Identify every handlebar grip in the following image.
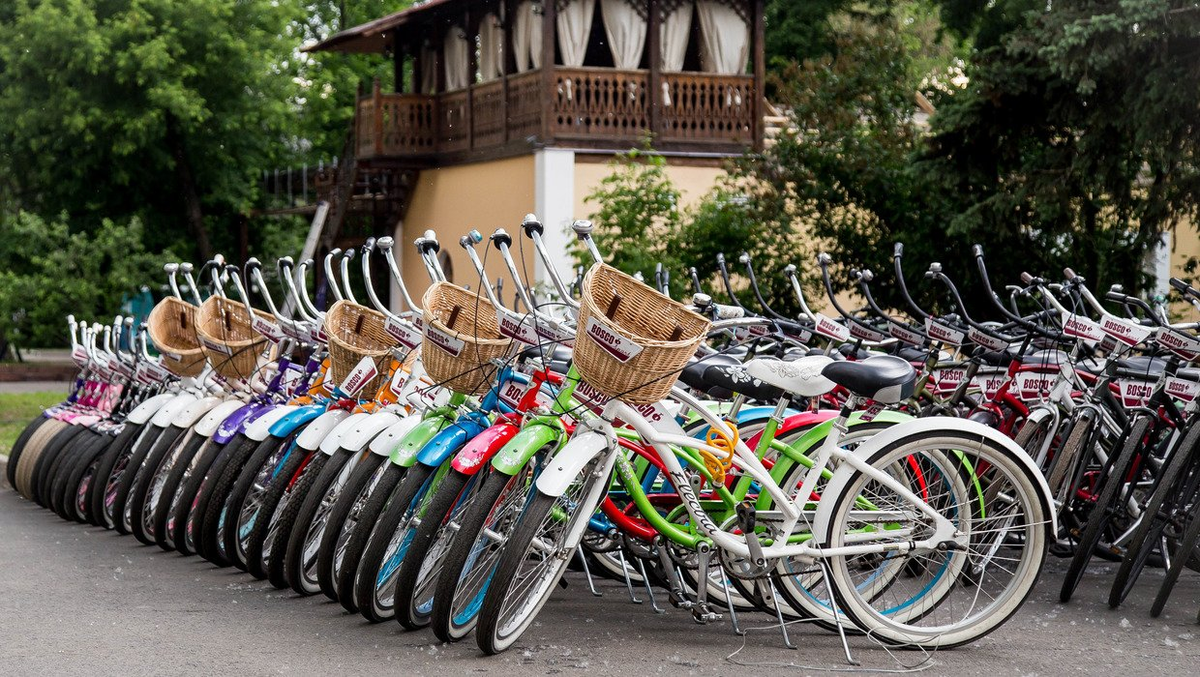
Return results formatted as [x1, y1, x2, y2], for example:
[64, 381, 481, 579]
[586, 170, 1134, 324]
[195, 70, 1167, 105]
[521, 214, 544, 236]
[362, 237, 376, 252]
[375, 236, 394, 250]
[1104, 290, 1132, 304]
[893, 243, 904, 257]
[245, 258, 263, 276]
[972, 244, 983, 258]
[716, 252, 726, 264]
[1170, 277, 1191, 293]
[571, 219, 593, 237]
[817, 252, 832, 266]
[180, 262, 194, 273]
[712, 303, 744, 320]
[1063, 267, 1077, 281]
[783, 263, 797, 276]
[1020, 272, 1034, 285]
[491, 228, 513, 249]
[341, 248, 356, 260]
[163, 262, 179, 273]
[860, 268, 874, 282]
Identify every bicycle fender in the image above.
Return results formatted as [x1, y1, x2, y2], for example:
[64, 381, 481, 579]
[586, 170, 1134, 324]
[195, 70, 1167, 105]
[388, 417, 453, 468]
[244, 405, 294, 441]
[368, 415, 423, 456]
[453, 420, 521, 475]
[490, 423, 563, 475]
[533, 432, 610, 498]
[214, 402, 270, 444]
[150, 392, 198, 428]
[172, 395, 225, 429]
[338, 410, 401, 453]
[294, 409, 351, 452]
[125, 392, 177, 425]
[192, 398, 245, 437]
[318, 411, 373, 454]
[266, 403, 325, 438]
[811, 417, 1056, 544]
[415, 415, 489, 467]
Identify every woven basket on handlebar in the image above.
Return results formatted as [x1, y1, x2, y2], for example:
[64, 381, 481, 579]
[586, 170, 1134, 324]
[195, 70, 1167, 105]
[195, 296, 269, 381]
[146, 296, 206, 378]
[420, 282, 514, 396]
[575, 263, 711, 405]
[324, 300, 393, 396]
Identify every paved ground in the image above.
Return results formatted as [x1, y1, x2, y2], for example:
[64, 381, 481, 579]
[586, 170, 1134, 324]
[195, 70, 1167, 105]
[0, 381, 71, 394]
[2, 482, 1199, 676]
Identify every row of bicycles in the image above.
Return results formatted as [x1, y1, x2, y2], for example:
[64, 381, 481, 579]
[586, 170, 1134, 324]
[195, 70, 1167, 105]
[6, 215, 1200, 660]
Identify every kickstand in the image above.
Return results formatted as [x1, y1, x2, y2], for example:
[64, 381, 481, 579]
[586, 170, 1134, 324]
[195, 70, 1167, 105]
[635, 557, 665, 614]
[575, 547, 603, 597]
[616, 548, 644, 604]
[718, 563, 745, 636]
[818, 560, 859, 666]
[758, 577, 797, 650]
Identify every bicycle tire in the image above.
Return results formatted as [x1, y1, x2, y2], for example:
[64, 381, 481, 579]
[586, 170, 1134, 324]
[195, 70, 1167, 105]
[393, 468, 474, 630]
[315, 452, 388, 601]
[87, 422, 145, 528]
[267, 451, 332, 590]
[354, 463, 436, 622]
[1150, 494, 1200, 617]
[277, 448, 360, 594]
[335, 463, 408, 612]
[153, 436, 218, 551]
[244, 447, 316, 580]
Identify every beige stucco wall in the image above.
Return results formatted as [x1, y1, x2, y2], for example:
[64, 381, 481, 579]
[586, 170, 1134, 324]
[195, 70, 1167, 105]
[571, 159, 727, 221]
[396, 155, 538, 305]
[1170, 222, 1200, 320]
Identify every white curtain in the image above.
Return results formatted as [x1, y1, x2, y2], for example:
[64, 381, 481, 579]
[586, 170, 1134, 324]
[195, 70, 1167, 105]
[420, 45, 438, 94]
[600, 0, 646, 70]
[479, 13, 504, 81]
[514, 1, 543, 72]
[696, 0, 748, 75]
[557, 0, 596, 67]
[660, 1, 693, 105]
[444, 25, 470, 91]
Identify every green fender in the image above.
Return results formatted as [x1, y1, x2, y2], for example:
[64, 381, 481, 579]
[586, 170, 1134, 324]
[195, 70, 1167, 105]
[388, 415, 454, 467]
[490, 419, 565, 475]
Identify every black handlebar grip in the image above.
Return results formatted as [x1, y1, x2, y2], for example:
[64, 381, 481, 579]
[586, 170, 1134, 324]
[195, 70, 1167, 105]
[491, 229, 513, 249]
[245, 258, 263, 277]
[1169, 277, 1190, 293]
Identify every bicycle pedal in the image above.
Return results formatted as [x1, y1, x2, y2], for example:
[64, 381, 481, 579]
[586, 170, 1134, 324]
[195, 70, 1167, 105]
[691, 603, 722, 625]
[668, 590, 695, 610]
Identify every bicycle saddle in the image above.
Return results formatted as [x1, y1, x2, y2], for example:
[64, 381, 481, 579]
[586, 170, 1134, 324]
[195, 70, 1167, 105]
[745, 355, 836, 398]
[821, 355, 916, 403]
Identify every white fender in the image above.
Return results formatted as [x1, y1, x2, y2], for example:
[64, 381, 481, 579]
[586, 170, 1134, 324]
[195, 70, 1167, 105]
[317, 412, 371, 455]
[172, 395, 225, 429]
[368, 415, 424, 456]
[150, 392, 198, 428]
[533, 429, 613, 498]
[810, 416, 1057, 543]
[125, 392, 177, 426]
[245, 405, 297, 441]
[296, 409, 352, 452]
[338, 410, 402, 453]
[193, 399, 248, 438]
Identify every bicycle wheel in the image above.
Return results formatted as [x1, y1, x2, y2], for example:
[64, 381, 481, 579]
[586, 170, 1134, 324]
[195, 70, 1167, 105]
[277, 448, 361, 594]
[64, 431, 116, 523]
[114, 424, 183, 535]
[88, 422, 146, 528]
[266, 451, 331, 589]
[129, 430, 201, 545]
[334, 463, 408, 610]
[181, 434, 254, 557]
[154, 436, 219, 551]
[826, 429, 1048, 648]
[6, 415, 48, 489]
[432, 463, 538, 643]
[1150, 495, 1200, 617]
[223, 433, 299, 571]
[1109, 422, 1200, 608]
[315, 452, 387, 600]
[1013, 411, 1055, 468]
[1046, 411, 1096, 500]
[1060, 414, 1151, 603]
[476, 453, 612, 655]
[244, 448, 317, 580]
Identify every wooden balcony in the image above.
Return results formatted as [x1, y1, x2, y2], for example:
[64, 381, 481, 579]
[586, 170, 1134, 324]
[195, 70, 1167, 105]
[355, 67, 758, 164]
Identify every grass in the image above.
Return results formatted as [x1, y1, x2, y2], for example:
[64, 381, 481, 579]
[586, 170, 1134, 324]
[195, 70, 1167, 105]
[0, 391, 65, 456]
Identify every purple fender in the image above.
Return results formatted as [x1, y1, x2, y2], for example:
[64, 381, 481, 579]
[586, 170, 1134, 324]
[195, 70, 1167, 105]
[451, 418, 522, 475]
[214, 401, 270, 445]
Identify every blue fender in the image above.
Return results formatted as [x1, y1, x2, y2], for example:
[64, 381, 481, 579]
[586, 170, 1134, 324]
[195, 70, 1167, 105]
[414, 411, 491, 467]
[268, 403, 326, 437]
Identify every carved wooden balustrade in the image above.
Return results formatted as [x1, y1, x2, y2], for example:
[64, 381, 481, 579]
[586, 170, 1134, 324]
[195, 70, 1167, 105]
[354, 67, 757, 162]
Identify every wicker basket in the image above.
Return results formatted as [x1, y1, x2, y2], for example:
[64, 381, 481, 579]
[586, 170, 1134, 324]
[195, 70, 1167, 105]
[195, 296, 269, 381]
[574, 263, 711, 405]
[324, 300, 394, 396]
[420, 282, 514, 395]
[146, 297, 206, 378]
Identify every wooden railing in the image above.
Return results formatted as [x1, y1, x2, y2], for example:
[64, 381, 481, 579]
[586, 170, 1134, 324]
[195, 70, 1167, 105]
[355, 67, 757, 161]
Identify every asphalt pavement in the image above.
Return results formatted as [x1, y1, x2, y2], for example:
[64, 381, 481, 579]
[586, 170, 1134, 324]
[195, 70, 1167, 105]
[2, 481, 1199, 676]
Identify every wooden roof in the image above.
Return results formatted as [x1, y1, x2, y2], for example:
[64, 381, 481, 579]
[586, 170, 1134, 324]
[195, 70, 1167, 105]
[304, 0, 462, 54]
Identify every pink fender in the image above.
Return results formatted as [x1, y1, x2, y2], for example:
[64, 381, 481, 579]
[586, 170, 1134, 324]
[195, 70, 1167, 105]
[451, 419, 521, 475]
[744, 409, 840, 450]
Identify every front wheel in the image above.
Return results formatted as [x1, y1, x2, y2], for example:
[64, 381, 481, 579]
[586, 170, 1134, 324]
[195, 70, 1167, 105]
[825, 429, 1049, 648]
[476, 453, 612, 655]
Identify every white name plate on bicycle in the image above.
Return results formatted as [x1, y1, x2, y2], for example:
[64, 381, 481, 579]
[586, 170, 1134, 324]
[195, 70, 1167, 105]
[1117, 379, 1155, 407]
[199, 335, 232, 355]
[1099, 315, 1153, 347]
[583, 316, 642, 363]
[925, 318, 965, 346]
[1157, 327, 1200, 362]
[971, 372, 1007, 399]
[498, 379, 534, 408]
[1061, 313, 1104, 343]
[385, 315, 423, 350]
[849, 321, 886, 343]
[932, 367, 966, 395]
[1165, 376, 1199, 403]
[814, 313, 850, 342]
[967, 326, 1009, 351]
[888, 323, 925, 347]
[250, 316, 283, 344]
[426, 326, 465, 357]
[339, 355, 379, 397]
[496, 310, 539, 347]
[1014, 372, 1055, 400]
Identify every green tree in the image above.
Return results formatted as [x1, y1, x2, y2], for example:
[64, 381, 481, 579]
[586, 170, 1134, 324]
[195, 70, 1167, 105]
[0, 0, 301, 260]
[0, 212, 167, 347]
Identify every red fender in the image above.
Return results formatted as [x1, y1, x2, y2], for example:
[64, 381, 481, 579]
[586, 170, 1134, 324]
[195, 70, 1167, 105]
[451, 415, 522, 475]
